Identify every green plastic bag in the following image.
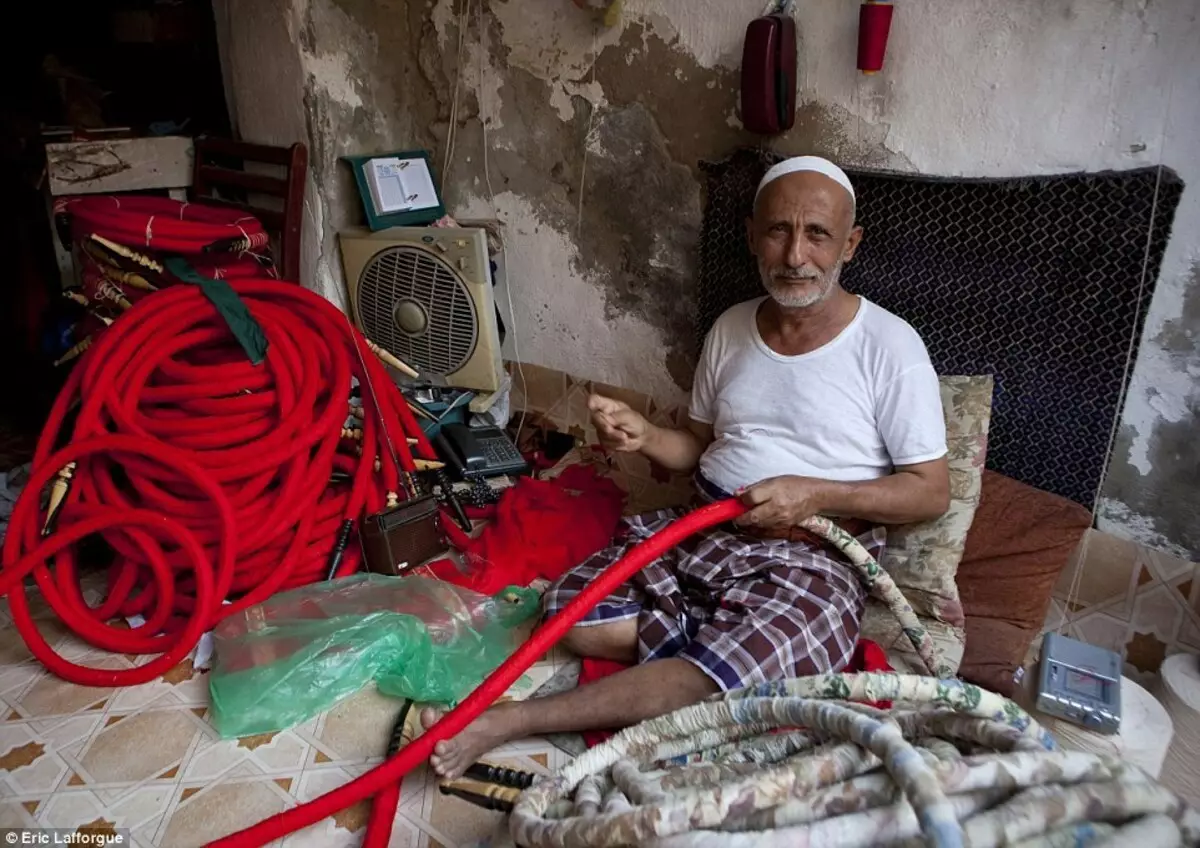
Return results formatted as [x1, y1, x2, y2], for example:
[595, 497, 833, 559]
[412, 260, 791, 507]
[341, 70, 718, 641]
[208, 574, 540, 738]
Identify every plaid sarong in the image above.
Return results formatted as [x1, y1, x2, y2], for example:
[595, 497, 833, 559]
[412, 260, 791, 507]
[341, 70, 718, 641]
[543, 507, 885, 691]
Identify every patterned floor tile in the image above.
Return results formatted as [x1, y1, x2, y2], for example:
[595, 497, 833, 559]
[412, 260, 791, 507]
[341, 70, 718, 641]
[1179, 616, 1200, 651]
[1069, 609, 1131, 655]
[160, 777, 290, 847]
[1053, 529, 1140, 608]
[0, 799, 35, 828]
[315, 686, 407, 763]
[1130, 583, 1186, 645]
[16, 662, 124, 719]
[78, 709, 200, 784]
[428, 791, 507, 848]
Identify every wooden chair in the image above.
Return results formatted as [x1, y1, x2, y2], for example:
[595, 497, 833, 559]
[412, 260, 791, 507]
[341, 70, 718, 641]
[190, 137, 308, 282]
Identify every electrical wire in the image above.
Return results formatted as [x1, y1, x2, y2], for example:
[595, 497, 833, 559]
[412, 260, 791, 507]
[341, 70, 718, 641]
[441, 0, 471, 192]
[577, 24, 599, 240]
[1058, 76, 1176, 630]
[475, 0, 529, 443]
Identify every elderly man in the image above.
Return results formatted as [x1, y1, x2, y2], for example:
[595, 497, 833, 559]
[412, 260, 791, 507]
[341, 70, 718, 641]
[423, 156, 950, 779]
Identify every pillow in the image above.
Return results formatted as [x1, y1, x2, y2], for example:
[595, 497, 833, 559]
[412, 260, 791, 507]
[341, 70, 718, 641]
[956, 469, 1092, 695]
[880, 375, 993, 627]
[860, 602, 965, 676]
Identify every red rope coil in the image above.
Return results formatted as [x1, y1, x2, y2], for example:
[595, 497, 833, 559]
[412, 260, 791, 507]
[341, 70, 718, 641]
[56, 195, 270, 254]
[3, 279, 439, 688]
[24, 198, 750, 845]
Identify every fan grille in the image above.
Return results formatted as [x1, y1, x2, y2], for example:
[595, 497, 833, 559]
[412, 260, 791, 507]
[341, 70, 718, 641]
[356, 245, 478, 376]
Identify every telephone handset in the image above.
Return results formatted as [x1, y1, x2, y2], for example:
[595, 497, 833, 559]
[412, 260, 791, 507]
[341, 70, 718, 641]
[740, 12, 797, 135]
[435, 423, 528, 479]
[437, 423, 488, 475]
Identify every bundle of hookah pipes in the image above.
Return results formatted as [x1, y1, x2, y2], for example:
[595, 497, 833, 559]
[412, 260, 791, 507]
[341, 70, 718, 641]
[52, 195, 276, 366]
[5, 194, 477, 687]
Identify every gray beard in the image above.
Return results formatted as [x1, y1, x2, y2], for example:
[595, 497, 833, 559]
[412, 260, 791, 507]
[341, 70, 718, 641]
[761, 259, 842, 308]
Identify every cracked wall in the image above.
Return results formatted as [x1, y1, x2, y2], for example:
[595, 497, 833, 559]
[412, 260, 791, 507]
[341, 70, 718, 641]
[214, 0, 1199, 558]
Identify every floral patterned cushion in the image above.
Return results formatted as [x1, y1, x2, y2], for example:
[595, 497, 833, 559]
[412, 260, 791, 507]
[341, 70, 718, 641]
[880, 375, 994, 627]
[860, 599, 965, 675]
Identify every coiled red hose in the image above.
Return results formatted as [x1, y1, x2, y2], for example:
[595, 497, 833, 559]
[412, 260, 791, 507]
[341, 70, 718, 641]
[18, 193, 750, 843]
[56, 195, 269, 253]
[209, 498, 746, 847]
[2, 279, 440, 688]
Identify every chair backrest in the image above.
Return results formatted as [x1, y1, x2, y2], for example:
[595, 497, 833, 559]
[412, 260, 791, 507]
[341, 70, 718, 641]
[190, 136, 308, 282]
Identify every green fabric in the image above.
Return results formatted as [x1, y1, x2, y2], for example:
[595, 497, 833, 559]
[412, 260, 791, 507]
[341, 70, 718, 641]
[162, 257, 268, 364]
[207, 575, 541, 738]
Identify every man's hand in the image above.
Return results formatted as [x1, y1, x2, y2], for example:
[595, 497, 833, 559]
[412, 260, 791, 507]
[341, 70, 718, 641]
[588, 394, 650, 453]
[735, 476, 830, 529]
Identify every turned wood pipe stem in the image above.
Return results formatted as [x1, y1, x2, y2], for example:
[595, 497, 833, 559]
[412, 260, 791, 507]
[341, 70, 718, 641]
[90, 234, 163, 273]
[352, 453, 431, 472]
[65, 291, 116, 326]
[406, 401, 436, 422]
[102, 264, 157, 292]
[365, 339, 419, 379]
[42, 461, 77, 536]
[347, 407, 416, 443]
[53, 336, 93, 367]
[350, 455, 440, 473]
[437, 778, 520, 812]
[96, 280, 133, 311]
[464, 761, 537, 789]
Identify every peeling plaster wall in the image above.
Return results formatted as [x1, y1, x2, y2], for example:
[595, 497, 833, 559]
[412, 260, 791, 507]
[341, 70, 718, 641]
[214, 0, 1199, 557]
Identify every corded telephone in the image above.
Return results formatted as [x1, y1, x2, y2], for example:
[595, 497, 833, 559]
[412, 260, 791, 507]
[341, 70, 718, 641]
[435, 422, 528, 479]
[740, 11, 797, 135]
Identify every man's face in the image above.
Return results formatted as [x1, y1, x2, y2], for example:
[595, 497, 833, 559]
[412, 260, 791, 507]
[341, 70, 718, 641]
[746, 171, 862, 309]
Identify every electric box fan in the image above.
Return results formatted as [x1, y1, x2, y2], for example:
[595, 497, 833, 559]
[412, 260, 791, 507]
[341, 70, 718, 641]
[338, 226, 504, 392]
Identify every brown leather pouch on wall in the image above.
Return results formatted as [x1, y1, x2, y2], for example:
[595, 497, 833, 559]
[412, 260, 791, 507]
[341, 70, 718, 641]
[360, 494, 447, 576]
[740, 13, 797, 135]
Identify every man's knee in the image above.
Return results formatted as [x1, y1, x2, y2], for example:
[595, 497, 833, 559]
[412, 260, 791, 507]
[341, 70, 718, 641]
[560, 618, 638, 664]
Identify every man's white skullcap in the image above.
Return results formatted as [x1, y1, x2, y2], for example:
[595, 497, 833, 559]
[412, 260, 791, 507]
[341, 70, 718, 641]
[754, 156, 855, 205]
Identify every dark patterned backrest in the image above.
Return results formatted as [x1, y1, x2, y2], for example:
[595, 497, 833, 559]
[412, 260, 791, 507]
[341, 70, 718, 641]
[697, 149, 1183, 509]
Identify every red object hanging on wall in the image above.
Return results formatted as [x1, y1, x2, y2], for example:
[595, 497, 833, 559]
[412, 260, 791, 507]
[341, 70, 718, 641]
[857, 1, 894, 74]
[740, 13, 797, 135]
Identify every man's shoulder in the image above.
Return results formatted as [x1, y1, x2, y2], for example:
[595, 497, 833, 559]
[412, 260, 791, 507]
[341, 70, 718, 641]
[714, 297, 763, 327]
[857, 298, 931, 362]
[705, 297, 763, 342]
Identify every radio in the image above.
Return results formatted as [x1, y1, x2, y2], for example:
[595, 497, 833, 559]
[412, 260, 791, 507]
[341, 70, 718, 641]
[1035, 632, 1122, 735]
[360, 493, 446, 576]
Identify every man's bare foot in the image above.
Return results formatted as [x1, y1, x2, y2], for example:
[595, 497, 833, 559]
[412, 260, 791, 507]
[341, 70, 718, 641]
[420, 703, 526, 781]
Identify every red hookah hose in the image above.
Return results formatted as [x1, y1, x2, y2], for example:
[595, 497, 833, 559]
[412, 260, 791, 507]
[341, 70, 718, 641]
[27, 197, 747, 843]
[57, 195, 269, 253]
[210, 498, 746, 847]
[1, 279, 441, 687]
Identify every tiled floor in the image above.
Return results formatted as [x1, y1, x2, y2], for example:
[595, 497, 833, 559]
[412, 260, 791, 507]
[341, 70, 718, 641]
[1043, 528, 1200, 687]
[0, 586, 577, 847]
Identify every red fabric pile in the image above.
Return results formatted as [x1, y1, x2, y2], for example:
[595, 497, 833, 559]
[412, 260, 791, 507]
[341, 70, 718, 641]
[422, 465, 625, 596]
[575, 639, 896, 749]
